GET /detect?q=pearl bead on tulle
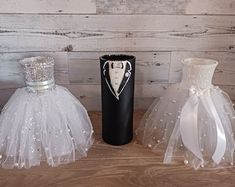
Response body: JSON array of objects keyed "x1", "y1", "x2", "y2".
[{"x1": 136, "y1": 59, "x2": 235, "y2": 169}]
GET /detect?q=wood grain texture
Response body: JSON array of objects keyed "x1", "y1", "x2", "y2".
[
  {"x1": 0, "y1": 83, "x2": 234, "y2": 111},
  {"x1": 0, "y1": 15, "x2": 234, "y2": 52},
  {"x1": 97, "y1": 0, "x2": 235, "y2": 15},
  {"x1": 169, "y1": 51, "x2": 235, "y2": 85},
  {"x1": 0, "y1": 89, "x2": 15, "y2": 110},
  {"x1": 0, "y1": 52, "x2": 69, "y2": 89},
  {"x1": 68, "y1": 52, "x2": 170, "y2": 84},
  {"x1": 0, "y1": 111, "x2": 235, "y2": 187},
  {"x1": 0, "y1": 1, "x2": 234, "y2": 112},
  {"x1": 219, "y1": 85, "x2": 235, "y2": 101},
  {"x1": 0, "y1": 51, "x2": 234, "y2": 110},
  {"x1": 65, "y1": 84, "x2": 235, "y2": 109},
  {"x1": 0, "y1": 84, "x2": 167, "y2": 111},
  {"x1": 0, "y1": 0, "x2": 96, "y2": 14},
  {"x1": 67, "y1": 84, "x2": 167, "y2": 110}
]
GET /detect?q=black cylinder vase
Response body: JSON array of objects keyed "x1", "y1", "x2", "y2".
[{"x1": 100, "y1": 54, "x2": 135, "y2": 145}]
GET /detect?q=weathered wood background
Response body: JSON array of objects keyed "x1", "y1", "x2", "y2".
[{"x1": 0, "y1": 0, "x2": 234, "y2": 110}]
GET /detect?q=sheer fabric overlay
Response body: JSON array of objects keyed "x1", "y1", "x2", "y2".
[
  {"x1": 0, "y1": 57, "x2": 94, "y2": 169},
  {"x1": 137, "y1": 58, "x2": 235, "y2": 169}
]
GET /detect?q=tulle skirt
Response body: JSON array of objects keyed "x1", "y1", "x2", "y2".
[
  {"x1": 0, "y1": 85, "x2": 94, "y2": 169},
  {"x1": 136, "y1": 84, "x2": 235, "y2": 169}
]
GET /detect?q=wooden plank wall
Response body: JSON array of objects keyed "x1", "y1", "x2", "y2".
[{"x1": 0, "y1": 0, "x2": 234, "y2": 111}]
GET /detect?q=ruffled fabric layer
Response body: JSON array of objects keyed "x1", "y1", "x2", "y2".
[
  {"x1": 137, "y1": 84, "x2": 235, "y2": 169},
  {"x1": 0, "y1": 85, "x2": 94, "y2": 169}
]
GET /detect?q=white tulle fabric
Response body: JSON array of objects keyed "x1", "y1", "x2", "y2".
[
  {"x1": 137, "y1": 58, "x2": 235, "y2": 169},
  {"x1": 0, "y1": 57, "x2": 94, "y2": 169}
]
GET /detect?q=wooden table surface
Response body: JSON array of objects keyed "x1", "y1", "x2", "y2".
[{"x1": 0, "y1": 111, "x2": 235, "y2": 187}]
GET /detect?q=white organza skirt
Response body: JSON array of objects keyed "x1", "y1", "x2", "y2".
[
  {"x1": 0, "y1": 85, "x2": 94, "y2": 169},
  {"x1": 136, "y1": 84, "x2": 235, "y2": 169}
]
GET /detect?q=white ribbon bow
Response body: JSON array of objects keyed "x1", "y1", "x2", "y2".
[{"x1": 180, "y1": 86, "x2": 226, "y2": 164}]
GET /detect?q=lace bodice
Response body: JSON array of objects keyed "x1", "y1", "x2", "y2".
[
  {"x1": 20, "y1": 56, "x2": 55, "y2": 92},
  {"x1": 180, "y1": 58, "x2": 218, "y2": 89}
]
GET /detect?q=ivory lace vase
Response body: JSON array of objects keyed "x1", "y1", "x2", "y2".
[
  {"x1": 0, "y1": 56, "x2": 94, "y2": 169},
  {"x1": 137, "y1": 58, "x2": 235, "y2": 169}
]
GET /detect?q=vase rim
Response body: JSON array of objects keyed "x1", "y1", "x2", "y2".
[{"x1": 100, "y1": 54, "x2": 135, "y2": 62}]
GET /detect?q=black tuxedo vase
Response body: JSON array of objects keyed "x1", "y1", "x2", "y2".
[{"x1": 100, "y1": 54, "x2": 135, "y2": 145}]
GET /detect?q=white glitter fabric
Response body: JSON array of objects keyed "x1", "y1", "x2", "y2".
[
  {"x1": 136, "y1": 58, "x2": 235, "y2": 169},
  {"x1": 0, "y1": 57, "x2": 94, "y2": 169}
]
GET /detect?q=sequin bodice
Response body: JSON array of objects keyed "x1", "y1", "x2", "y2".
[
  {"x1": 20, "y1": 56, "x2": 55, "y2": 92},
  {"x1": 180, "y1": 58, "x2": 218, "y2": 89}
]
